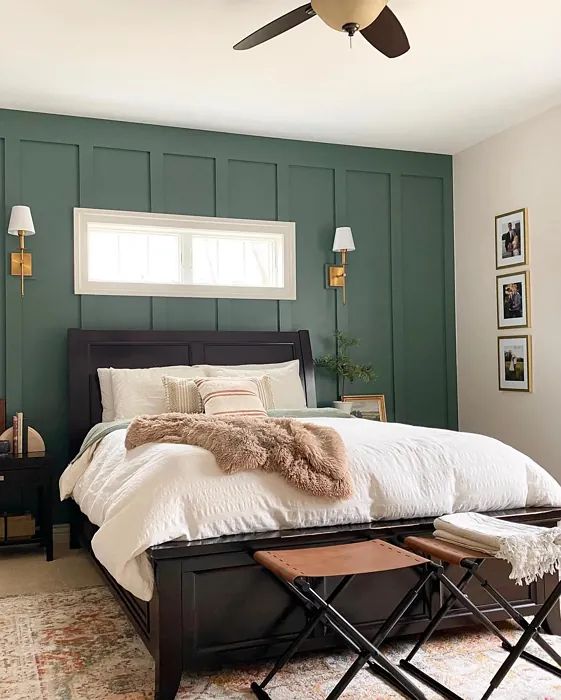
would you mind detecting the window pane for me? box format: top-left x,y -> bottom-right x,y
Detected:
87,225 -> 181,284
88,230 -> 120,282
191,233 -> 282,287
148,235 -> 181,283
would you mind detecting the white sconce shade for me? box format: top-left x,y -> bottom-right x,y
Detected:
332,226 -> 355,252
8,206 -> 35,236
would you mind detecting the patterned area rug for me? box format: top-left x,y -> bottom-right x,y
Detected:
2,586 -> 561,699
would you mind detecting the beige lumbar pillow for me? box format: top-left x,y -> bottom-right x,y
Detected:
194,377 -> 269,418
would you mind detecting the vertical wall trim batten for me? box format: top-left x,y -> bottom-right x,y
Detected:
389,173 -> 404,423
276,163 -> 292,331
442,173 -> 458,428
214,157 -> 228,217
78,144 -> 94,205
334,167 -> 349,333
215,157 -> 229,329
149,150 -> 164,330
211,157 -> 221,328
273,163 -> 281,332
149,151 -> 164,212
3,137 -> 23,416
77,144 -> 94,329
333,168 -> 348,398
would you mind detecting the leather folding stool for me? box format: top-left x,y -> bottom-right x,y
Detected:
251,539 -> 437,700
401,535 -> 561,700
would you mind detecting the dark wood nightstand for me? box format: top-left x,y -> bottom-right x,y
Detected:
0,452 -> 53,561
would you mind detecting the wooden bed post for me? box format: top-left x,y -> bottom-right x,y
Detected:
153,558 -> 183,700
69,500 -> 82,549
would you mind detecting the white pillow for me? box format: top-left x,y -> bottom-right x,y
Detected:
200,360 -> 299,371
98,368 -> 116,422
110,366 -> 205,420
201,360 -> 306,409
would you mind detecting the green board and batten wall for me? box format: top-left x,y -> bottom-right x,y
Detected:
0,109 -> 456,514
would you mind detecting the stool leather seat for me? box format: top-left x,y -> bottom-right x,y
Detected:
254,539 -> 428,583
404,535 -> 495,566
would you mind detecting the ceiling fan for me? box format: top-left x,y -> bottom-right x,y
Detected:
233,0 -> 410,58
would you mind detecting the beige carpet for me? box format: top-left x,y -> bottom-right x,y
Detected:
0,526 -> 102,596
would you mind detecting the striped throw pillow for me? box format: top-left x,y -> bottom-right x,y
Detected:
193,377 -> 269,418
162,376 -> 204,414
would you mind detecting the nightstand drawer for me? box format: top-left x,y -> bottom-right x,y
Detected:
0,468 -> 44,486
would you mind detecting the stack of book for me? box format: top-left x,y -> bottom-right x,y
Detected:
12,412 -> 27,456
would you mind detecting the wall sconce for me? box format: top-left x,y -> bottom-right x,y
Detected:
8,206 -> 35,297
327,226 -> 355,304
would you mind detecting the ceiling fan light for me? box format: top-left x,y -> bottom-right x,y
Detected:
311,0 -> 388,32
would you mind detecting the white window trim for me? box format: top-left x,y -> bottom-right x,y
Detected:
74,208 -> 297,300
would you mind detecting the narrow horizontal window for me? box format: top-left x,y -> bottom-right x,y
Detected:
74,209 -> 296,300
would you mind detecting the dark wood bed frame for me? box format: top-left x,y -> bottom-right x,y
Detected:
67,328 -> 561,700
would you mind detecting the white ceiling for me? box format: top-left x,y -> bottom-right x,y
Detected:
1,0 -> 561,154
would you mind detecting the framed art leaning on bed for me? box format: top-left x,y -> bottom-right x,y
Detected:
66,328 -> 561,700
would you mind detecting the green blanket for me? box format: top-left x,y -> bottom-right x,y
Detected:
72,420 -> 130,463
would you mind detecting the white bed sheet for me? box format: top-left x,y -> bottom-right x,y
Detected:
60,417 -> 561,601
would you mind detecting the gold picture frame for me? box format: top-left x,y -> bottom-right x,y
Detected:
341,394 -> 387,422
495,207 -> 528,269
496,270 -> 530,329
497,335 -> 532,392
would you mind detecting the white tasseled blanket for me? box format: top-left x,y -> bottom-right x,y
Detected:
434,512 -> 561,585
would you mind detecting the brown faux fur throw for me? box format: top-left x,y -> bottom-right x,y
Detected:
125,413 -> 353,500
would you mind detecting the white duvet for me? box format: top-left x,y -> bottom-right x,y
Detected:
60,417 -> 561,601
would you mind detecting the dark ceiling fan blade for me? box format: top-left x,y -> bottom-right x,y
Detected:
360,6 -> 410,58
234,4 -> 316,50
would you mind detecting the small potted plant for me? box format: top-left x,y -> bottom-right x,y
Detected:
314,332 -> 376,412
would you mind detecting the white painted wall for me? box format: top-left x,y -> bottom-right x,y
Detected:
454,105 -> 561,480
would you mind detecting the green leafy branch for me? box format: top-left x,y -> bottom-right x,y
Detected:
314,331 -> 376,397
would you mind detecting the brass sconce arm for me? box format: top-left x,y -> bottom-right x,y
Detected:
327,250 -> 349,304
10,232 -> 33,297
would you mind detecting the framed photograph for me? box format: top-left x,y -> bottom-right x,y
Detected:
341,394 -> 387,422
498,336 -> 531,392
496,271 -> 530,329
495,208 -> 528,269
